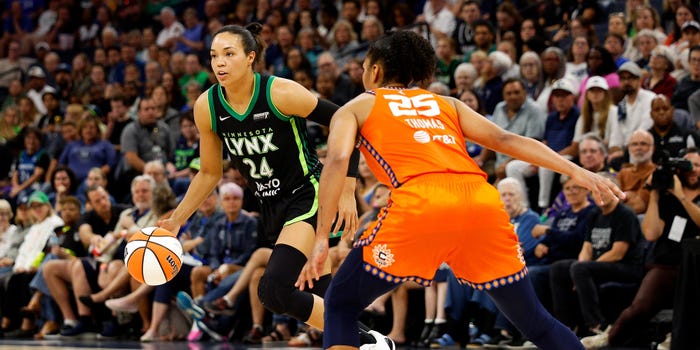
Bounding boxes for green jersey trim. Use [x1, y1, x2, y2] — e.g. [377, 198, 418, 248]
[217, 73, 261, 121]
[266, 76, 292, 122]
[283, 177, 319, 226]
[208, 88, 217, 132]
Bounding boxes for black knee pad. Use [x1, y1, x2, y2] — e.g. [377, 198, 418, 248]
[308, 274, 332, 298]
[258, 244, 314, 320]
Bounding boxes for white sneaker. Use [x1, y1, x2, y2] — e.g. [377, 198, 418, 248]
[360, 330, 396, 350]
[657, 333, 671, 350]
[580, 326, 611, 349]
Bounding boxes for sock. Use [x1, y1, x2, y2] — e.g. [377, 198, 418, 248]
[435, 318, 446, 324]
[64, 319, 78, 327]
[223, 295, 234, 307]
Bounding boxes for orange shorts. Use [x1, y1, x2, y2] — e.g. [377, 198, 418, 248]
[354, 173, 527, 290]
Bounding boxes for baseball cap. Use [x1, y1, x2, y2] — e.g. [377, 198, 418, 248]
[682, 20, 700, 32]
[189, 158, 201, 171]
[585, 76, 609, 91]
[28, 191, 50, 205]
[56, 63, 71, 73]
[28, 66, 46, 79]
[651, 46, 675, 66]
[618, 61, 642, 77]
[35, 41, 50, 51]
[551, 79, 576, 95]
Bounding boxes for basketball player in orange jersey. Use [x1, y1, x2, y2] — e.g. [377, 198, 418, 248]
[301, 30, 626, 350]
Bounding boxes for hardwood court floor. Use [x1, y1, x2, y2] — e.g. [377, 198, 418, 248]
[0, 340, 322, 350]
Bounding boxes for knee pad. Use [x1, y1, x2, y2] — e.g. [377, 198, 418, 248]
[257, 244, 314, 320]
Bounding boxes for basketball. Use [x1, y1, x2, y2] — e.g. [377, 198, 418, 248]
[124, 226, 183, 286]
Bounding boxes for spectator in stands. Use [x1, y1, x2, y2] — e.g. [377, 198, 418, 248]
[464, 20, 496, 63]
[604, 33, 629, 69]
[0, 191, 62, 335]
[578, 46, 621, 107]
[537, 47, 567, 113]
[565, 36, 590, 93]
[574, 76, 617, 147]
[0, 199, 21, 276]
[435, 37, 460, 92]
[507, 78, 579, 210]
[654, 95, 700, 157]
[672, 21, 700, 77]
[25, 66, 56, 116]
[118, 97, 174, 198]
[664, 4, 697, 47]
[452, 1, 480, 55]
[156, 7, 185, 51]
[45, 165, 78, 213]
[58, 115, 116, 183]
[543, 133, 612, 222]
[625, 5, 666, 59]
[328, 20, 361, 71]
[0, 41, 30, 97]
[10, 128, 50, 205]
[144, 61, 164, 95]
[176, 7, 205, 55]
[316, 52, 355, 105]
[476, 51, 511, 115]
[584, 150, 700, 348]
[418, 0, 456, 49]
[617, 130, 655, 214]
[608, 62, 656, 166]
[454, 63, 478, 98]
[168, 113, 200, 196]
[671, 45, 700, 112]
[550, 177, 644, 334]
[1, 79, 24, 113]
[642, 45, 677, 99]
[179, 54, 209, 99]
[633, 29, 659, 72]
[529, 175, 596, 310]
[477, 78, 544, 181]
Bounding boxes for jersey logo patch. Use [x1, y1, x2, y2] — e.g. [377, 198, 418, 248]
[253, 112, 270, 121]
[219, 115, 232, 121]
[372, 244, 395, 268]
[413, 130, 431, 144]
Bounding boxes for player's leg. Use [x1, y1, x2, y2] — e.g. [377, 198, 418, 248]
[257, 221, 331, 329]
[485, 274, 584, 350]
[323, 248, 398, 350]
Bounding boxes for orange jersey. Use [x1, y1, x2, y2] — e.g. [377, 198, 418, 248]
[359, 88, 485, 188]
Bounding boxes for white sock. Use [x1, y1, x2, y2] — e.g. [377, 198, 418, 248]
[223, 295, 234, 307]
[435, 318, 446, 324]
[64, 319, 78, 327]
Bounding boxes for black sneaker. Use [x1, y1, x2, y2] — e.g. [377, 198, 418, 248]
[60, 320, 97, 339]
[484, 333, 513, 348]
[97, 319, 119, 339]
[44, 324, 71, 340]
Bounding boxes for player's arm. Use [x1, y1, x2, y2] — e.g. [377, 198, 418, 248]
[450, 97, 625, 204]
[164, 92, 223, 231]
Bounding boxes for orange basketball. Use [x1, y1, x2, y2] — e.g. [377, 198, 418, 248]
[124, 227, 182, 286]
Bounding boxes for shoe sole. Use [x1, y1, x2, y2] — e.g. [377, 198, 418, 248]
[203, 302, 236, 316]
[195, 320, 225, 342]
[176, 292, 206, 320]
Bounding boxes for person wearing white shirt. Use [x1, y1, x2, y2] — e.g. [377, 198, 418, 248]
[608, 62, 656, 164]
[156, 7, 185, 51]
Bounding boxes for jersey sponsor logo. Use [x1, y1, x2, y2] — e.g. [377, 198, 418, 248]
[253, 112, 270, 121]
[254, 178, 281, 198]
[432, 134, 456, 144]
[404, 118, 445, 129]
[223, 133, 279, 156]
[372, 244, 395, 268]
[219, 115, 232, 121]
[414, 130, 431, 144]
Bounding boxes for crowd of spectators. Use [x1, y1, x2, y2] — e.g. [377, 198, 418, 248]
[1, 0, 700, 349]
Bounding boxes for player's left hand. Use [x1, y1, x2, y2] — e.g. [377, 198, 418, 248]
[296, 236, 329, 291]
[334, 178, 359, 239]
[573, 168, 626, 205]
